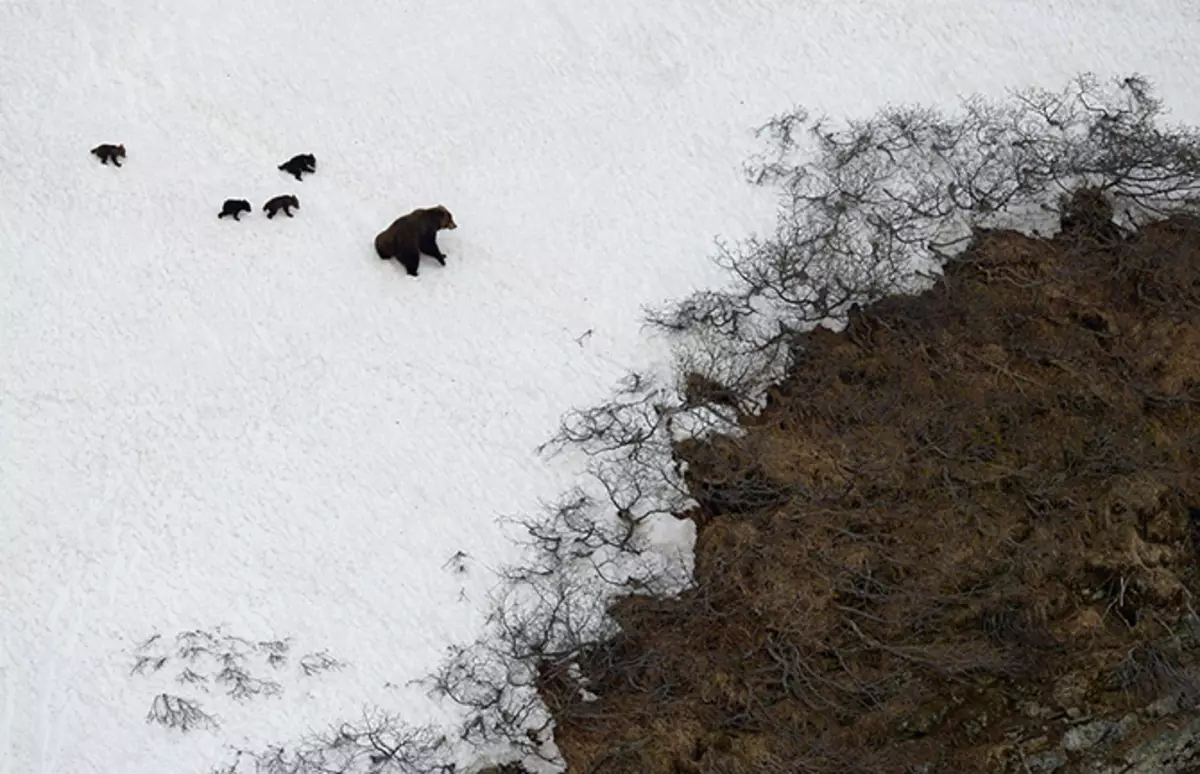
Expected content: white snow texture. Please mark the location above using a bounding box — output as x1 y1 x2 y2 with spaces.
2 1 1199 772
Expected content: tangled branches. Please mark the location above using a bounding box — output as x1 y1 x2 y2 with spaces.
213 709 453 774
647 73 1200 388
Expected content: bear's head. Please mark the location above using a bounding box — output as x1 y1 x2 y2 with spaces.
432 205 457 230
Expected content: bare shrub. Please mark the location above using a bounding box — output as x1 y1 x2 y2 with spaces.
131 627 292 701
646 73 1200 400
426 500 682 766
216 651 284 701
129 626 342 702
146 692 219 732
213 709 453 774
133 626 350 764
300 650 347 677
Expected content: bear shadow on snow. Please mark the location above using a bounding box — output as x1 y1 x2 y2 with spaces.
374 205 458 277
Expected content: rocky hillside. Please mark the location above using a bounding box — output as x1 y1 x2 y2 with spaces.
538 201 1200 773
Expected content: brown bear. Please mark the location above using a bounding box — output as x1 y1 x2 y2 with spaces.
218 199 252 220
91 143 126 166
374 205 457 277
278 153 316 181
263 194 299 218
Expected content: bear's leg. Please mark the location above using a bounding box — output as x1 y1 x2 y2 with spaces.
420 233 446 261
397 250 420 277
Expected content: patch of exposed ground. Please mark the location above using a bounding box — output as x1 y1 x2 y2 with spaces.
539 209 1200 773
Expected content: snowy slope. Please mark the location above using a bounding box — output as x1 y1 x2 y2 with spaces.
2 0 1199 772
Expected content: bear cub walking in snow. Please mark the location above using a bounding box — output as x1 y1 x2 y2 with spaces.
91 143 126 166
374 205 457 277
218 199 252 220
278 153 316 181
263 194 300 219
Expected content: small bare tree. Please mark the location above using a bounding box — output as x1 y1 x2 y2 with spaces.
146 692 219 732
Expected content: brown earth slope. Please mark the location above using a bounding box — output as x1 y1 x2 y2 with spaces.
540 209 1200 773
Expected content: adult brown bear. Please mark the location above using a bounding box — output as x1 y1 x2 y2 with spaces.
374 205 457 277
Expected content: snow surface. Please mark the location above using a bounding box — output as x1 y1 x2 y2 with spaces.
2 0 1199 771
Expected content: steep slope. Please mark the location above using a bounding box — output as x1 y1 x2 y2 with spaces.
550 213 1200 774
2 1 1199 773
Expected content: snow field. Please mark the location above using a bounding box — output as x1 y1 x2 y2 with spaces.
2 0 1199 772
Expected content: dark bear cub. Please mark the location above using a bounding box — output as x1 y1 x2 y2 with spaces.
278 153 316 181
263 194 300 219
91 143 126 166
218 199 252 220
374 205 458 277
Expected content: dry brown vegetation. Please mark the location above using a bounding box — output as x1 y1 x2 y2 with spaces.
539 206 1200 773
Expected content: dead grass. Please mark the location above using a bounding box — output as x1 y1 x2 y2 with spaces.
538 212 1200 773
